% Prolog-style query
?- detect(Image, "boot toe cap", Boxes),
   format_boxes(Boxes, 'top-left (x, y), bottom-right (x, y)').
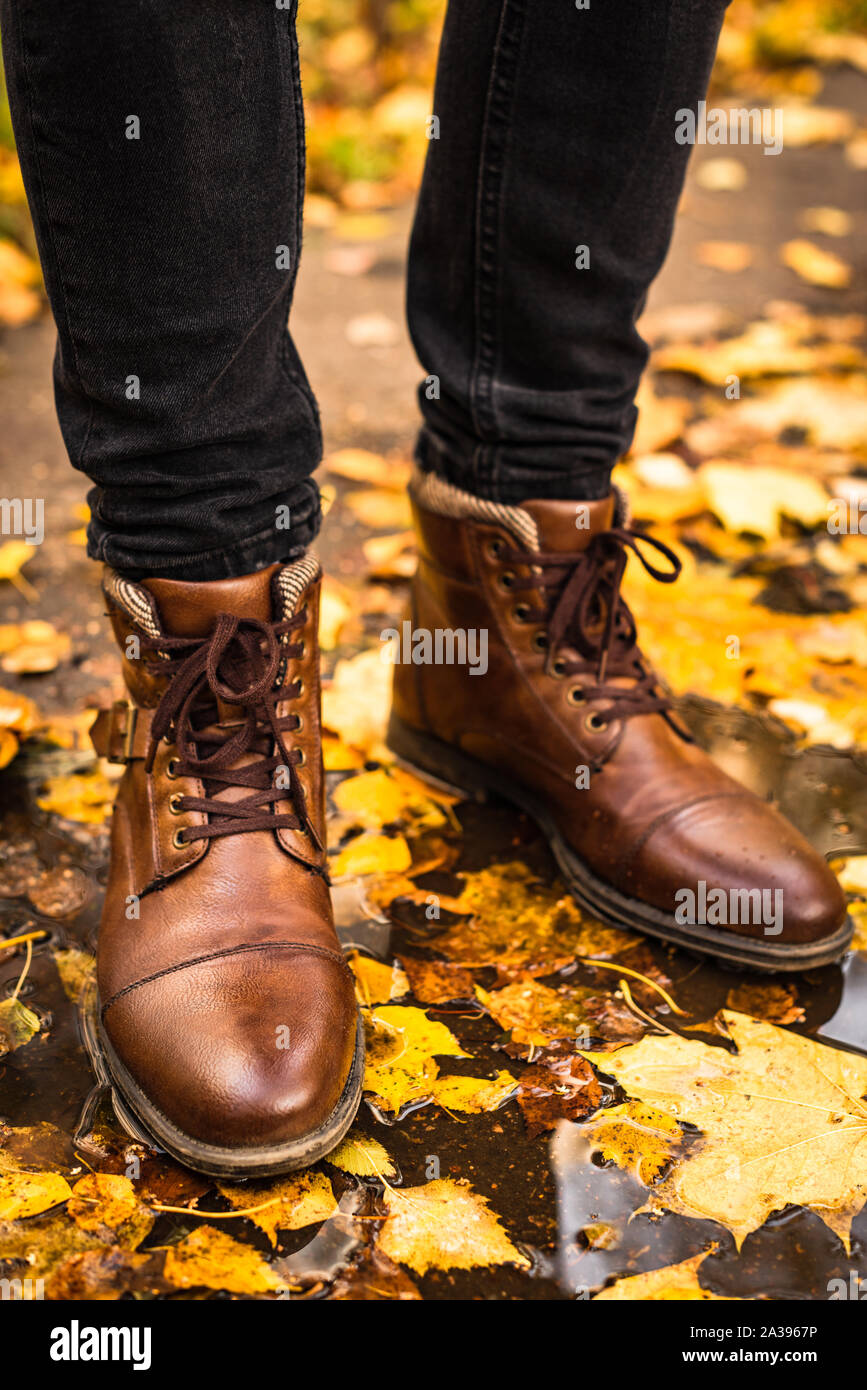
top-left (631, 794), bottom-right (847, 946)
top-left (102, 946), bottom-right (359, 1152)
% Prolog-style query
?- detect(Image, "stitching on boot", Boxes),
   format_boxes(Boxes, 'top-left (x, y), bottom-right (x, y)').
top-left (100, 940), bottom-right (352, 1018)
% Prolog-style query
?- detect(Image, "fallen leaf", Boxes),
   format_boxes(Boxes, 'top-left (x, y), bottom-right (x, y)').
top-left (68, 1173), bottom-right (153, 1248)
top-left (37, 769), bottom-right (118, 825)
top-left (582, 1010), bottom-right (867, 1248)
top-left (594, 1250), bottom-right (733, 1301)
top-left (430, 1070), bottom-right (518, 1114)
top-left (377, 1178), bottom-right (528, 1275)
top-left (348, 949), bottom-right (410, 1006)
top-left (781, 239), bottom-right (851, 288)
top-left (517, 1057), bottom-right (602, 1138)
top-left (398, 957), bottom-right (476, 1005)
top-left (218, 1171), bottom-right (337, 1245)
top-left (0, 1170), bottom-right (71, 1220)
top-left (799, 206), bottom-right (852, 237)
top-left (363, 1004), bottom-right (469, 1113)
top-left (696, 240), bottom-right (753, 272)
top-left (0, 541), bottom-right (37, 598)
top-left (329, 1245), bottom-right (421, 1299)
top-left (163, 1225), bottom-right (288, 1294)
top-left (327, 1131), bottom-right (397, 1179)
top-left (477, 979), bottom-right (599, 1048)
top-left (344, 488), bottom-right (413, 530)
top-left (332, 832), bottom-right (412, 878)
top-left (579, 1100), bottom-right (687, 1185)
top-left (0, 997), bottom-right (41, 1055)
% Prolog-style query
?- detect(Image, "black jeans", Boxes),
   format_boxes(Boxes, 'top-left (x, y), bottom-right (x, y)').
top-left (1, 0), bottom-right (729, 580)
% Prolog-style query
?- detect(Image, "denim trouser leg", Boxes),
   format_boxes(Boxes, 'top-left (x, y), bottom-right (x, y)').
top-left (407, 0), bottom-right (731, 504)
top-left (1, 0), bottom-right (320, 579)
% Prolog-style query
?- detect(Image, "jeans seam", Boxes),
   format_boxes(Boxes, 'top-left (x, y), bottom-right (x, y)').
top-left (470, 0), bottom-right (527, 492)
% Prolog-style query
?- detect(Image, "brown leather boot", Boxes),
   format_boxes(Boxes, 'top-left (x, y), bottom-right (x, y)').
top-left (89, 558), bottom-right (363, 1176)
top-left (387, 470), bottom-right (851, 971)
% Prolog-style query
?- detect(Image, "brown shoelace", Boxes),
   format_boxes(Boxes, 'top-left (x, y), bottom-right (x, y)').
top-left (503, 526), bottom-right (682, 729)
top-left (142, 608), bottom-right (319, 849)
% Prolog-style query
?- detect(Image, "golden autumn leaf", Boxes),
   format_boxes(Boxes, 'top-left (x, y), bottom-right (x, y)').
top-left (594, 1251), bottom-right (734, 1301)
top-left (321, 648), bottom-right (391, 757)
top-left (37, 768), bottom-right (118, 825)
top-left (432, 862), bottom-right (632, 979)
top-left (327, 1131), bottom-right (397, 1179)
top-left (318, 577), bottom-right (354, 650)
top-left (579, 1099), bottom-right (685, 1185)
top-left (0, 1211), bottom-right (106, 1283)
top-left (218, 1171), bottom-right (337, 1245)
top-left (344, 488), bottom-right (413, 531)
top-left (696, 240), bottom-right (753, 272)
top-left (363, 1004), bottom-right (469, 1113)
top-left (653, 316), bottom-right (861, 383)
top-left (0, 620), bottom-right (71, 675)
top-left (377, 1178), bottom-right (529, 1276)
top-left (697, 461), bottom-right (830, 538)
top-left (781, 238), bottom-right (851, 289)
top-left (362, 530), bottom-right (417, 580)
top-left (0, 541), bottom-right (38, 598)
top-left (163, 1225), bottom-right (288, 1294)
top-left (430, 1070), bottom-right (518, 1115)
top-left (0, 1170), bottom-right (72, 1220)
top-left (0, 997), bottom-right (41, 1056)
top-left (326, 448), bottom-right (396, 486)
top-left (332, 832), bottom-right (412, 878)
top-left (348, 949), bottom-right (410, 1006)
top-left (332, 766), bottom-right (449, 832)
top-left (582, 1011), bottom-right (867, 1249)
top-left (53, 947), bottom-right (97, 1004)
top-left (833, 856), bottom-right (867, 895)
top-left (0, 728), bottom-right (18, 769)
top-left (68, 1173), bottom-right (153, 1248)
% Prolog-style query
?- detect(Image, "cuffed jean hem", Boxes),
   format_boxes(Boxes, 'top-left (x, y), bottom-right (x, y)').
top-left (86, 482), bottom-right (322, 582)
top-left (416, 426), bottom-right (615, 505)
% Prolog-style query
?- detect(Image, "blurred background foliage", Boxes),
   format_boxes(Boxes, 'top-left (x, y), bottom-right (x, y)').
top-left (0, 0), bottom-right (865, 313)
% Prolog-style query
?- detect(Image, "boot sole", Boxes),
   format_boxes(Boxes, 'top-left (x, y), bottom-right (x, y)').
top-left (386, 712), bottom-right (853, 974)
top-left (82, 999), bottom-right (366, 1179)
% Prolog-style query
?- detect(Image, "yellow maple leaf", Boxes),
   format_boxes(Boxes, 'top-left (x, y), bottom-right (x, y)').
top-left (594, 1250), bottom-right (735, 1301)
top-left (582, 1010), bottom-right (867, 1249)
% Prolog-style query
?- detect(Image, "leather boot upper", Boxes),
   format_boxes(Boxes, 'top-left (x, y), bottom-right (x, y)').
top-left (393, 472), bottom-right (847, 947)
top-left (92, 560), bottom-right (357, 1149)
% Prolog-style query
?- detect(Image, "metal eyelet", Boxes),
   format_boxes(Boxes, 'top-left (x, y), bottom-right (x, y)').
top-left (169, 792), bottom-right (184, 815)
top-left (166, 758), bottom-right (179, 779)
top-left (172, 828), bottom-right (187, 849)
top-left (551, 658), bottom-right (567, 679)
top-left (297, 640), bottom-right (305, 658)
top-left (585, 711), bottom-right (608, 732)
top-left (567, 686), bottom-right (586, 706)
top-left (531, 632), bottom-right (548, 653)
top-left (498, 571), bottom-right (516, 591)
top-left (487, 538), bottom-right (505, 560)
top-left (295, 714), bottom-right (304, 733)
top-left (296, 749), bottom-right (306, 767)
top-left (513, 603), bottom-right (531, 623)
top-left (295, 678), bottom-right (305, 697)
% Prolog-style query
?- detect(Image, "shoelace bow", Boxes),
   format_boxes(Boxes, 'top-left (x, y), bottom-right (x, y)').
top-left (504, 525), bottom-right (682, 727)
top-left (142, 609), bottom-right (319, 848)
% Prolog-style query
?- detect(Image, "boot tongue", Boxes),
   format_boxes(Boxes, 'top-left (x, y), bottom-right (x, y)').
top-left (519, 495), bottom-right (615, 553)
top-left (142, 563), bottom-right (282, 638)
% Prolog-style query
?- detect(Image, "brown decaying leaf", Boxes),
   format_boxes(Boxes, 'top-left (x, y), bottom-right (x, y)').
top-left (328, 1245), bottom-right (421, 1300)
top-left (725, 980), bottom-right (804, 1025)
top-left (46, 1246), bottom-right (171, 1301)
top-left (517, 1057), bottom-right (603, 1139)
top-left (398, 956), bottom-right (476, 1005)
